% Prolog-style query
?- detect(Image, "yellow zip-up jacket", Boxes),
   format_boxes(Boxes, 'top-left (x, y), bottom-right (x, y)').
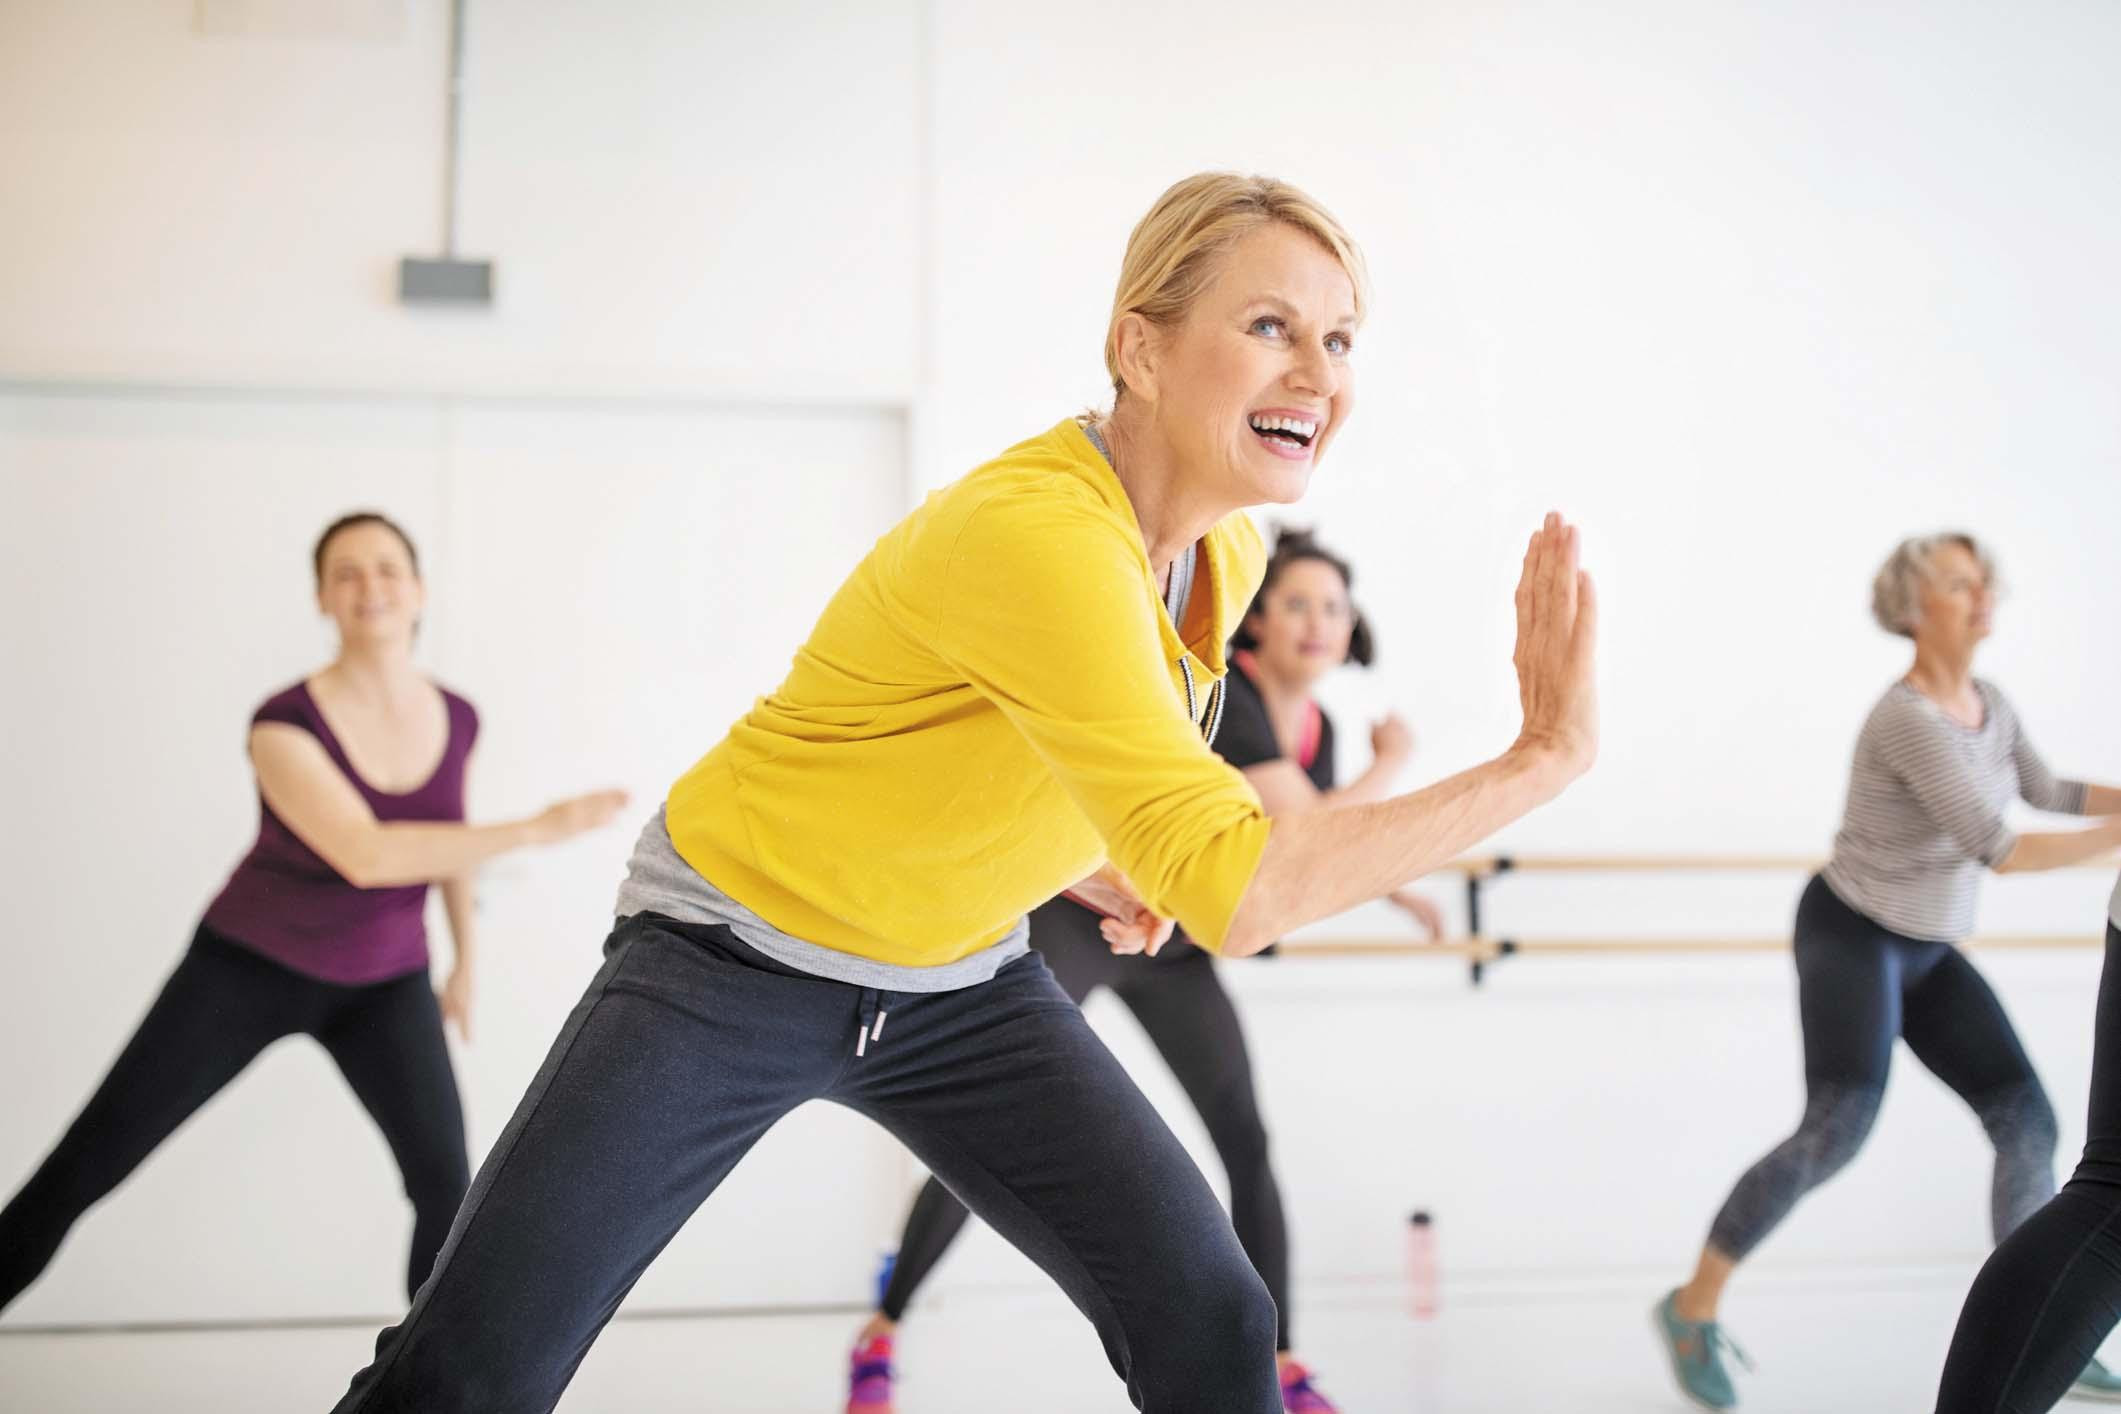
top-left (664, 418), bottom-right (1273, 966)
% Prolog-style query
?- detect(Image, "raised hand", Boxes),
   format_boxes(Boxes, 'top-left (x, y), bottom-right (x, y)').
top-left (1511, 512), bottom-right (1598, 779)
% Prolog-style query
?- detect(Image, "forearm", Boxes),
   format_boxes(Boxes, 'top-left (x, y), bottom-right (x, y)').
top-left (440, 875), bottom-right (479, 969)
top-left (356, 819), bottom-right (536, 888)
top-left (2084, 785), bottom-right (2121, 816)
top-left (1997, 818), bottom-right (2121, 874)
top-left (1224, 745), bottom-right (1574, 956)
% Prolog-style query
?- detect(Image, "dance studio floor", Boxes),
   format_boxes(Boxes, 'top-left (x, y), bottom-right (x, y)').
top-left (4, 1264), bottom-right (2108, 1411)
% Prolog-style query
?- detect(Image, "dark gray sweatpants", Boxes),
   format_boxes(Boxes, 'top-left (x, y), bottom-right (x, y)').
top-left (329, 911), bottom-right (1279, 1413)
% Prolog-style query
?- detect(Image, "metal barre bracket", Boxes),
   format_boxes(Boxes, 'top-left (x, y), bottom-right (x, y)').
top-left (1467, 937), bottom-right (1517, 987)
top-left (1464, 856), bottom-right (1515, 986)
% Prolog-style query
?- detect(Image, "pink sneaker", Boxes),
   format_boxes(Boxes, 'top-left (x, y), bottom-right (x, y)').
top-left (846, 1334), bottom-right (896, 1414)
top-left (1280, 1358), bottom-right (1341, 1413)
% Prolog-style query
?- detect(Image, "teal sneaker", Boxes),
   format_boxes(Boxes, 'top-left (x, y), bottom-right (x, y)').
top-left (1653, 1290), bottom-right (1751, 1411)
top-left (2071, 1356), bottom-right (2121, 1402)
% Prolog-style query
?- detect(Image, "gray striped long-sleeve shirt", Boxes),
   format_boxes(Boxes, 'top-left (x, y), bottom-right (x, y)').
top-left (1820, 680), bottom-right (2089, 942)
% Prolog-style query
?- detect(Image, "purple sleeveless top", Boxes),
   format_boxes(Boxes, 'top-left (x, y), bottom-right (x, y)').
top-left (203, 680), bottom-right (478, 985)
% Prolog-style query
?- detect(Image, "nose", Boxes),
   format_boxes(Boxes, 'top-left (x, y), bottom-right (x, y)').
top-left (1287, 338), bottom-right (1339, 401)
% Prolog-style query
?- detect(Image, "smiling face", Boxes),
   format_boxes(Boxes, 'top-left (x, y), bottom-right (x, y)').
top-left (1911, 540), bottom-right (1995, 656)
top-left (1124, 221), bottom-right (1360, 508)
top-left (315, 520), bottom-right (424, 650)
top-left (1243, 555), bottom-right (1355, 690)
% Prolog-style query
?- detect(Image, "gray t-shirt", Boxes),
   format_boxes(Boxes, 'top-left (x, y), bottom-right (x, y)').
top-left (613, 807), bottom-right (1030, 991)
top-left (1821, 679), bottom-right (2088, 942)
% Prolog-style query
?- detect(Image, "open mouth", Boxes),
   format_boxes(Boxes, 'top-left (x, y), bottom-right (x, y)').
top-left (1248, 412), bottom-right (1319, 453)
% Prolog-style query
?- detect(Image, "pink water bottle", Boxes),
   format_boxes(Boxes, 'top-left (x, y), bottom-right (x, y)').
top-left (1406, 1210), bottom-right (1439, 1319)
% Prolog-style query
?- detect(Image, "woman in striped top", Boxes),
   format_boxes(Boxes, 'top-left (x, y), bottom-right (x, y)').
top-left (1653, 533), bottom-right (2121, 1411)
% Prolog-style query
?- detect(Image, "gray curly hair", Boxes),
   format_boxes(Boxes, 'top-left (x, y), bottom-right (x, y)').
top-left (1870, 532), bottom-right (1998, 638)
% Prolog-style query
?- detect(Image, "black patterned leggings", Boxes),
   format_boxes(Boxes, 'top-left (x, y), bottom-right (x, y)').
top-left (1707, 876), bottom-right (2056, 1261)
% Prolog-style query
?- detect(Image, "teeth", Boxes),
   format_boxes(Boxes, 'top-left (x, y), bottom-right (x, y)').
top-left (1249, 414), bottom-right (1319, 439)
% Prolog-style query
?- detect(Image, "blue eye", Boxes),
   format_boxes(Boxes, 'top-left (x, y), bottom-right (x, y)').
top-left (1325, 331), bottom-right (1353, 356)
top-left (1251, 317), bottom-right (1286, 338)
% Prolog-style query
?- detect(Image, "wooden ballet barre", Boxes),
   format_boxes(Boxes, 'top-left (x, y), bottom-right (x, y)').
top-left (1443, 854), bottom-right (2116, 876)
top-left (1447, 853), bottom-right (1818, 875)
top-left (1434, 852), bottom-right (2115, 982)
top-left (1278, 933), bottom-right (2105, 961)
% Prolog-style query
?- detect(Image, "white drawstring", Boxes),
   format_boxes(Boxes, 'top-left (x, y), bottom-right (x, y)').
top-left (856, 1009), bottom-right (890, 1057)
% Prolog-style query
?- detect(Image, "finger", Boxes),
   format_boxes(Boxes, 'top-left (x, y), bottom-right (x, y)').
top-left (1539, 515), bottom-right (1567, 606)
top-left (1514, 536), bottom-right (1538, 647)
top-left (1575, 569), bottom-right (1599, 659)
top-left (1559, 524), bottom-right (1580, 622)
top-left (1537, 522), bottom-right (1567, 636)
top-left (1543, 518), bottom-right (1577, 637)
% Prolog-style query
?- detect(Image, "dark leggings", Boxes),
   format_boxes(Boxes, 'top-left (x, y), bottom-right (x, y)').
top-left (1707, 875), bottom-right (2057, 1261)
top-left (1936, 923), bottom-right (2121, 1414)
top-left (0, 925), bottom-right (470, 1309)
top-left (880, 897), bottom-right (1293, 1349)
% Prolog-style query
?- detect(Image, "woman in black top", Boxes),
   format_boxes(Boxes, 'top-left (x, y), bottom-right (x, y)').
top-left (845, 528), bottom-right (1442, 1414)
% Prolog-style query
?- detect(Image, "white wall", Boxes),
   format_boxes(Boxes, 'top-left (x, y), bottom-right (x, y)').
top-left (3, 0), bottom-right (2119, 1333)
top-left (0, 1), bottom-right (922, 400)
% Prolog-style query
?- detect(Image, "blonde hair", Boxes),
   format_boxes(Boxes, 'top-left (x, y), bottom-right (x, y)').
top-left (1103, 172), bottom-right (1369, 396)
top-left (1870, 532), bottom-right (1999, 637)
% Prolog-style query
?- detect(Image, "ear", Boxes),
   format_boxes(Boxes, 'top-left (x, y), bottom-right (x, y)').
top-left (1111, 312), bottom-right (1162, 402)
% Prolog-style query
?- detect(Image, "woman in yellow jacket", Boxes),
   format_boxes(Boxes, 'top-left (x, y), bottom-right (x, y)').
top-left (327, 171), bottom-right (1600, 1414)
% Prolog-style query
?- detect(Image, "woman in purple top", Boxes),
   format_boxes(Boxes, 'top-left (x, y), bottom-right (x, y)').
top-left (0, 513), bottom-right (626, 1308)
